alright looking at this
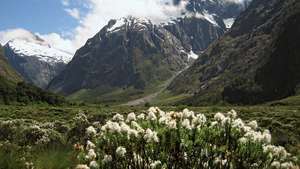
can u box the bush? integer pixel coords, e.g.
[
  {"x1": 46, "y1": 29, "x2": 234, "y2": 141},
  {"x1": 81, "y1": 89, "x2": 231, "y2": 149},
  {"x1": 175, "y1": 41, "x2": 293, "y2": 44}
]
[{"x1": 74, "y1": 107, "x2": 298, "y2": 169}]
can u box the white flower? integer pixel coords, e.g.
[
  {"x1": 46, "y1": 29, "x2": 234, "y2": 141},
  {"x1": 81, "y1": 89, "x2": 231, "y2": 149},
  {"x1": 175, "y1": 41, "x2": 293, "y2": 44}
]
[
  {"x1": 262, "y1": 129, "x2": 271, "y2": 143},
  {"x1": 147, "y1": 111, "x2": 157, "y2": 121},
  {"x1": 182, "y1": 119, "x2": 192, "y2": 130},
  {"x1": 75, "y1": 164, "x2": 90, "y2": 169},
  {"x1": 248, "y1": 120, "x2": 258, "y2": 130},
  {"x1": 137, "y1": 113, "x2": 145, "y2": 120},
  {"x1": 270, "y1": 161, "x2": 280, "y2": 169},
  {"x1": 228, "y1": 109, "x2": 237, "y2": 119},
  {"x1": 87, "y1": 149, "x2": 97, "y2": 160},
  {"x1": 101, "y1": 121, "x2": 121, "y2": 133},
  {"x1": 166, "y1": 120, "x2": 177, "y2": 129},
  {"x1": 148, "y1": 107, "x2": 158, "y2": 114},
  {"x1": 102, "y1": 154, "x2": 112, "y2": 163},
  {"x1": 238, "y1": 137, "x2": 248, "y2": 144},
  {"x1": 86, "y1": 140, "x2": 96, "y2": 150},
  {"x1": 211, "y1": 121, "x2": 218, "y2": 127},
  {"x1": 116, "y1": 146, "x2": 126, "y2": 157},
  {"x1": 112, "y1": 113, "x2": 124, "y2": 121},
  {"x1": 89, "y1": 161, "x2": 99, "y2": 169},
  {"x1": 126, "y1": 112, "x2": 136, "y2": 122},
  {"x1": 86, "y1": 126, "x2": 97, "y2": 137},
  {"x1": 281, "y1": 162, "x2": 294, "y2": 169},
  {"x1": 192, "y1": 114, "x2": 207, "y2": 128},
  {"x1": 183, "y1": 109, "x2": 194, "y2": 118},
  {"x1": 150, "y1": 160, "x2": 162, "y2": 169},
  {"x1": 221, "y1": 117, "x2": 231, "y2": 126},
  {"x1": 232, "y1": 118, "x2": 244, "y2": 129},
  {"x1": 159, "y1": 116, "x2": 167, "y2": 124},
  {"x1": 214, "y1": 112, "x2": 225, "y2": 122},
  {"x1": 144, "y1": 128, "x2": 159, "y2": 143}
]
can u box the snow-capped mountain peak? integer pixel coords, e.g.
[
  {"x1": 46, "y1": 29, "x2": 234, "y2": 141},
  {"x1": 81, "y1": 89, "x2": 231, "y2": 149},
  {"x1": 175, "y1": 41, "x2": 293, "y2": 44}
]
[{"x1": 6, "y1": 38, "x2": 72, "y2": 65}]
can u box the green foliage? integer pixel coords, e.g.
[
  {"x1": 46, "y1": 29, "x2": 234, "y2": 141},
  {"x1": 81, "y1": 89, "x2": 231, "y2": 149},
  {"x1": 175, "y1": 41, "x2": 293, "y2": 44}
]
[{"x1": 0, "y1": 77, "x2": 65, "y2": 105}]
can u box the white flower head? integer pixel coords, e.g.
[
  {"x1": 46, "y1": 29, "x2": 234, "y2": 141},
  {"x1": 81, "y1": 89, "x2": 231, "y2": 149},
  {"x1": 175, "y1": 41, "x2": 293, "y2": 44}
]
[
  {"x1": 147, "y1": 111, "x2": 157, "y2": 121},
  {"x1": 86, "y1": 140, "x2": 96, "y2": 150},
  {"x1": 116, "y1": 146, "x2": 126, "y2": 157},
  {"x1": 248, "y1": 120, "x2": 258, "y2": 130},
  {"x1": 214, "y1": 112, "x2": 225, "y2": 122},
  {"x1": 166, "y1": 119, "x2": 177, "y2": 129},
  {"x1": 192, "y1": 113, "x2": 207, "y2": 128},
  {"x1": 102, "y1": 154, "x2": 112, "y2": 163},
  {"x1": 232, "y1": 118, "x2": 244, "y2": 129},
  {"x1": 75, "y1": 164, "x2": 90, "y2": 169},
  {"x1": 112, "y1": 113, "x2": 124, "y2": 121},
  {"x1": 183, "y1": 109, "x2": 194, "y2": 118},
  {"x1": 137, "y1": 113, "x2": 145, "y2": 120},
  {"x1": 270, "y1": 161, "x2": 280, "y2": 169},
  {"x1": 126, "y1": 112, "x2": 136, "y2": 122},
  {"x1": 182, "y1": 119, "x2": 192, "y2": 130},
  {"x1": 89, "y1": 161, "x2": 99, "y2": 169},
  {"x1": 86, "y1": 126, "x2": 97, "y2": 137},
  {"x1": 87, "y1": 149, "x2": 97, "y2": 160},
  {"x1": 228, "y1": 109, "x2": 237, "y2": 119},
  {"x1": 144, "y1": 128, "x2": 159, "y2": 143}
]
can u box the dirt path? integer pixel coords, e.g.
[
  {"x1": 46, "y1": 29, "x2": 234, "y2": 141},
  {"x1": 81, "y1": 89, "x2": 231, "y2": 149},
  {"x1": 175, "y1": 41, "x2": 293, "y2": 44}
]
[{"x1": 123, "y1": 68, "x2": 187, "y2": 106}]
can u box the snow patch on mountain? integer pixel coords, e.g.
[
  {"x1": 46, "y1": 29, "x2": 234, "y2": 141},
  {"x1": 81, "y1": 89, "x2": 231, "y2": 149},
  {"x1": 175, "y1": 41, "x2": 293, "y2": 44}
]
[
  {"x1": 6, "y1": 39, "x2": 73, "y2": 65},
  {"x1": 223, "y1": 18, "x2": 235, "y2": 28}
]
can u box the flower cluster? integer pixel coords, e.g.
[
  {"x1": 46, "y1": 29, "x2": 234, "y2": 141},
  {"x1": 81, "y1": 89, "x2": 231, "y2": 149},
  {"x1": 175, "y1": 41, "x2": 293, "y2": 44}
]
[{"x1": 74, "y1": 107, "x2": 297, "y2": 169}]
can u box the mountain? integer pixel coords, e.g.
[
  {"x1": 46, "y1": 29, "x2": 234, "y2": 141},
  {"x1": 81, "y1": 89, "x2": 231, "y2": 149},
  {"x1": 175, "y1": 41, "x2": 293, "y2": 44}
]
[
  {"x1": 4, "y1": 33, "x2": 72, "y2": 89},
  {"x1": 48, "y1": 17, "x2": 191, "y2": 103},
  {"x1": 168, "y1": 0, "x2": 300, "y2": 105},
  {"x1": 48, "y1": 1, "x2": 249, "y2": 104},
  {"x1": 0, "y1": 45, "x2": 65, "y2": 105}
]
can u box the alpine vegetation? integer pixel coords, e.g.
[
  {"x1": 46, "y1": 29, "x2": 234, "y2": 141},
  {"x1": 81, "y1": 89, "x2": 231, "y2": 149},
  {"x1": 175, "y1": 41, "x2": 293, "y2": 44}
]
[{"x1": 74, "y1": 107, "x2": 297, "y2": 169}]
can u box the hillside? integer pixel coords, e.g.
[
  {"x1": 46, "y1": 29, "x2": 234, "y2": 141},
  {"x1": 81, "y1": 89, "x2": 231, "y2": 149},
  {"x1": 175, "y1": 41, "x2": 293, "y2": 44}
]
[{"x1": 168, "y1": 0, "x2": 300, "y2": 105}]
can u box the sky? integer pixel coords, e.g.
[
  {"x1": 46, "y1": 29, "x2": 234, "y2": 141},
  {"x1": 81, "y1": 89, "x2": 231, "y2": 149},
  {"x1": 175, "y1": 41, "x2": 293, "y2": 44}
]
[{"x1": 0, "y1": 0, "x2": 247, "y2": 54}]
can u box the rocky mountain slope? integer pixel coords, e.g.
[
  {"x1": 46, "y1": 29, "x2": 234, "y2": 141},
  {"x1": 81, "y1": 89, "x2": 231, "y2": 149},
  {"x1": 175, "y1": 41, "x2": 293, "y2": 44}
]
[
  {"x1": 168, "y1": 0, "x2": 300, "y2": 105},
  {"x1": 4, "y1": 34, "x2": 72, "y2": 89},
  {"x1": 48, "y1": 0, "x2": 250, "y2": 103},
  {"x1": 48, "y1": 17, "x2": 191, "y2": 102}
]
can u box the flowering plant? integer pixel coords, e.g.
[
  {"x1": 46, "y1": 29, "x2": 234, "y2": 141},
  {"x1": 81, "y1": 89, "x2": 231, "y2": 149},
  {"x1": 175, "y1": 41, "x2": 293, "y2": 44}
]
[{"x1": 75, "y1": 107, "x2": 297, "y2": 169}]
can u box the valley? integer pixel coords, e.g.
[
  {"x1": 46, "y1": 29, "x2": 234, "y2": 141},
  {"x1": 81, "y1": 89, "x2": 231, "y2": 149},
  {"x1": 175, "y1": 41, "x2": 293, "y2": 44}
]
[{"x1": 0, "y1": 0, "x2": 299, "y2": 168}]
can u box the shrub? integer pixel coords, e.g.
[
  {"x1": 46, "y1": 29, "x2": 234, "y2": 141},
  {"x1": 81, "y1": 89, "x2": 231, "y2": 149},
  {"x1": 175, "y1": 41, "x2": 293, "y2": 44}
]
[{"x1": 74, "y1": 107, "x2": 298, "y2": 169}]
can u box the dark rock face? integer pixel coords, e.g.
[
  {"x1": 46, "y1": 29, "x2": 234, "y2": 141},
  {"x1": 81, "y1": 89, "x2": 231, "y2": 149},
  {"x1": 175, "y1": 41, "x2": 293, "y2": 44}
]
[
  {"x1": 48, "y1": 18, "x2": 190, "y2": 95},
  {"x1": 164, "y1": 17, "x2": 225, "y2": 52},
  {"x1": 168, "y1": 0, "x2": 300, "y2": 105},
  {"x1": 4, "y1": 45, "x2": 67, "y2": 89}
]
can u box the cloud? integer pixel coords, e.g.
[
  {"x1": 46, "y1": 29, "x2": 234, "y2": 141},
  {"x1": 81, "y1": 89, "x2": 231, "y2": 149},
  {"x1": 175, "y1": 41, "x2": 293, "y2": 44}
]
[
  {"x1": 62, "y1": 0, "x2": 70, "y2": 6},
  {"x1": 0, "y1": 28, "x2": 37, "y2": 45},
  {"x1": 71, "y1": 0, "x2": 188, "y2": 49},
  {"x1": 65, "y1": 8, "x2": 81, "y2": 19},
  {"x1": 0, "y1": 28, "x2": 75, "y2": 54}
]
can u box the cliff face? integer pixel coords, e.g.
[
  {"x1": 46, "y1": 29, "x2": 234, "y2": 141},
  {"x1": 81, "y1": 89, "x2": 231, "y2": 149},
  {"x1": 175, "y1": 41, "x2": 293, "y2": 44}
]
[{"x1": 168, "y1": 0, "x2": 300, "y2": 105}]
